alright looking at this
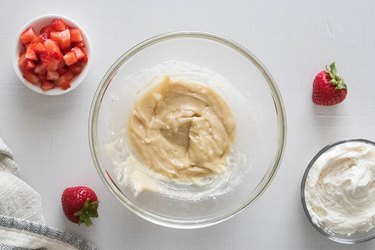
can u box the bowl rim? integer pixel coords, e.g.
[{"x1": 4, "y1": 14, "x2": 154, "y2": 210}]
[
  {"x1": 89, "y1": 31, "x2": 287, "y2": 228},
  {"x1": 13, "y1": 13, "x2": 92, "y2": 96},
  {"x1": 300, "y1": 138, "x2": 375, "y2": 244}
]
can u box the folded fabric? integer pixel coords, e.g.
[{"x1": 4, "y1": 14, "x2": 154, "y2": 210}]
[
  {"x1": 0, "y1": 138, "x2": 97, "y2": 250},
  {"x1": 0, "y1": 138, "x2": 44, "y2": 224}
]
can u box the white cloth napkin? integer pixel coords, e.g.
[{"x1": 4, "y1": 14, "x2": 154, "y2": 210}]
[
  {"x1": 0, "y1": 138, "x2": 96, "y2": 250},
  {"x1": 0, "y1": 138, "x2": 44, "y2": 224}
]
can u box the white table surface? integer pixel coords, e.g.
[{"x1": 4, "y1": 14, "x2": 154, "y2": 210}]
[{"x1": 1, "y1": 0, "x2": 375, "y2": 249}]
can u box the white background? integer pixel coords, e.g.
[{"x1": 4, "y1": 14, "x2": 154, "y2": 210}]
[{"x1": 1, "y1": 0, "x2": 375, "y2": 249}]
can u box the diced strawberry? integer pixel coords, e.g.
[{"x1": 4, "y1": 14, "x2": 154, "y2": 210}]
[
  {"x1": 20, "y1": 27, "x2": 36, "y2": 45},
  {"x1": 31, "y1": 36, "x2": 44, "y2": 44},
  {"x1": 39, "y1": 31, "x2": 50, "y2": 41},
  {"x1": 71, "y1": 41, "x2": 85, "y2": 48},
  {"x1": 59, "y1": 29, "x2": 71, "y2": 49},
  {"x1": 24, "y1": 60, "x2": 36, "y2": 71},
  {"x1": 22, "y1": 70, "x2": 39, "y2": 84},
  {"x1": 50, "y1": 19, "x2": 67, "y2": 31},
  {"x1": 80, "y1": 47, "x2": 88, "y2": 63},
  {"x1": 47, "y1": 71, "x2": 59, "y2": 81},
  {"x1": 71, "y1": 47, "x2": 85, "y2": 61},
  {"x1": 50, "y1": 31, "x2": 61, "y2": 44},
  {"x1": 43, "y1": 39, "x2": 63, "y2": 60},
  {"x1": 40, "y1": 25, "x2": 51, "y2": 34},
  {"x1": 29, "y1": 42, "x2": 46, "y2": 54},
  {"x1": 69, "y1": 62, "x2": 82, "y2": 75},
  {"x1": 34, "y1": 64, "x2": 47, "y2": 75},
  {"x1": 57, "y1": 65, "x2": 69, "y2": 76},
  {"x1": 57, "y1": 71, "x2": 74, "y2": 90},
  {"x1": 18, "y1": 54, "x2": 27, "y2": 70},
  {"x1": 19, "y1": 50, "x2": 25, "y2": 57},
  {"x1": 39, "y1": 74, "x2": 47, "y2": 82},
  {"x1": 40, "y1": 52, "x2": 60, "y2": 71},
  {"x1": 70, "y1": 29, "x2": 83, "y2": 42},
  {"x1": 63, "y1": 51, "x2": 77, "y2": 66},
  {"x1": 44, "y1": 39, "x2": 60, "y2": 51},
  {"x1": 50, "y1": 30, "x2": 70, "y2": 49},
  {"x1": 25, "y1": 47, "x2": 37, "y2": 60},
  {"x1": 41, "y1": 80, "x2": 55, "y2": 91},
  {"x1": 39, "y1": 25, "x2": 53, "y2": 40}
]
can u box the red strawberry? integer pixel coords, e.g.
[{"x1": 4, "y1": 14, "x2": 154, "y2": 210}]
[
  {"x1": 63, "y1": 51, "x2": 78, "y2": 65},
  {"x1": 47, "y1": 71, "x2": 59, "y2": 81},
  {"x1": 22, "y1": 70, "x2": 39, "y2": 84},
  {"x1": 20, "y1": 27, "x2": 36, "y2": 45},
  {"x1": 61, "y1": 186, "x2": 99, "y2": 226},
  {"x1": 71, "y1": 47, "x2": 85, "y2": 61},
  {"x1": 50, "y1": 19, "x2": 67, "y2": 31},
  {"x1": 40, "y1": 80, "x2": 55, "y2": 90},
  {"x1": 29, "y1": 42, "x2": 46, "y2": 54},
  {"x1": 59, "y1": 29, "x2": 71, "y2": 49},
  {"x1": 25, "y1": 47, "x2": 37, "y2": 60},
  {"x1": 69, "y1": 62, "x2": 83, "y2": 75},
  {"x1": 70, "y1": 28, "x2": 83, "y2": 42},
  {"x1": 57, "y1": 71, "x2": 74, "y2": 90},
  {"x1": 312, "y1": 62, "x2": 347, "y2": 106},
  {"x1": 24, "y1": 60, "x2": 36, "y2": 71}
]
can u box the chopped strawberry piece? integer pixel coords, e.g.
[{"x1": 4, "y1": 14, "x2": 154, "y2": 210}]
[
  {"x1": 59, "y1": 29, "x2": 71, "y2": 49},
  {"x1": 43, "y1": 39, "x2": 63, "y2": 60},
  {"x1": 40, "y1": 52, "x2": 60, "y2": 71},
  {"x1": 50, "y1": 31, "x2": 61, "y2": 43},
  {"x1": 69, "y1": 62, "x2": 82, "y2": 75},
  {"x1": 39, "y1": 25, "x2": 53, "y2": 41},
  {"x1": 57, "y1": 71, "x2": 74, "y2": 90},
  {"x1": 63, "y1": 51, "x2": 78, "y2": 66},
  {"x1": 40, "y1": 25, "x2": 51, "y2": 34},
  {"x1": 25, "y1": 47, "x2": 37, "y2": 60},
  {"x1": 20, "y1": 27, "x2": 36, "y2": 45},
  {"x1": 24, "y1": 60, "x2": 36, "y2": 71},
  {"x1": 80, "y1": 47, "x2": 88, "y2": 63},
  {"x1": 31, "y1": 36, "x2": 44, "y2": 44},
  {"x1": 34, "y1": 64, "x2": 47, "y2": 75},
  {"x1": 51, "y1": 30, "x2": 70, "y2": 49},
  {"x1": 44, "y1": 39, "x2": 59, "y2": 51},
  {"x1": 39, "y1": 32, "x2": 50, "y2": 41},
  {"x1": 71, "y1": 47, "x2": 85, "y2": 61},
  {"x1": 71, "y1": 41, "x2": 85, "y2": 48},
  {"x1": 70, "y1": 29, "x2": 83, "y2": 42},
  {"x1": 47, "y1": 71, "x2": 59, "y2": 81},
  {"x1": 29, "y1": 42, "x2": 46, "y2": 54},
  {"x1": 22, "y1": 70, "x2": 39, "y2": 84},
  {"x1": 41, "y1": 80, "x2": 55, "y2": 90},
  {"x1": 18, "y1": 54, "x2": 27, "y2": 69},
  {"x1": 50, "y1": 19, "x2": 67, "y2": 31},
  {"x1": 57, "y1": 65, "x2": 69, "y2": 76}
]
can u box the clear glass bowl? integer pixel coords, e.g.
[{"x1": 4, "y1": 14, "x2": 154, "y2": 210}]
[
  {"x1": 301, "y1": 139, "x2": 375, "y2": 244},
  {"x1": 89, "y1": 31, "x2": 286, "y2": 228}
]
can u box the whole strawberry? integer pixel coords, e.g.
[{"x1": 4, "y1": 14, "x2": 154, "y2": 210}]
[
  {"x1": 61, "y1": 186, "x2": 99, "y2": 226},
  {"x1": 312, "y1": 62, "x2": 347, "y2": 105}
]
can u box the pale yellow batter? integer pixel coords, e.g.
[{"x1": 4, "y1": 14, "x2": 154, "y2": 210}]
[{"x1": 128, "y1": 76, "x2": 236, "y2": 182}]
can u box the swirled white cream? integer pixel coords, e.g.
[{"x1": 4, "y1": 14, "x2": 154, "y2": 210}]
[{"x1": 305, "y1": 141, "x2": 375, "y2": 235}]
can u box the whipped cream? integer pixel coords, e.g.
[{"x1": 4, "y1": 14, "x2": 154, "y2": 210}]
[{"x1": 304, "y1": 141, "x2": 375, "y2": 235}]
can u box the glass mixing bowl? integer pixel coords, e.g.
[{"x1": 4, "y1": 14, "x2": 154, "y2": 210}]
[{"x1": 89, "y1": 31, "x2": 286, "y2": 228}]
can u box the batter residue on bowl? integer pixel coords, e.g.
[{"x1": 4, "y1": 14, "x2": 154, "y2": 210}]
[{"x1": 128, "y1": 76, "x2": 236, "y2": 183}]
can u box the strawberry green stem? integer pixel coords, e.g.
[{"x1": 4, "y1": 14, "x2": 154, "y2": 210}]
[
  {"x1": 326, "y1": 62, "x2": 347, "y2": 90},
  {"x1": 73, "y1": 198, "x2": 99, "y2": 227}
]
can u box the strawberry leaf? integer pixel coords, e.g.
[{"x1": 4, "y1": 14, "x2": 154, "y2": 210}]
[
  {"x1": 73, "y1": 198, "x2": 99, "y2": 227},
  {"x1": 326, "y1": 62, "x2": 347, "y2": 90}
]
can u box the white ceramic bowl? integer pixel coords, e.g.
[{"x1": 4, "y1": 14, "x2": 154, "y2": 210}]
[{"x1": 13, "y1": 14, "x2": 91, "y2": 95}]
